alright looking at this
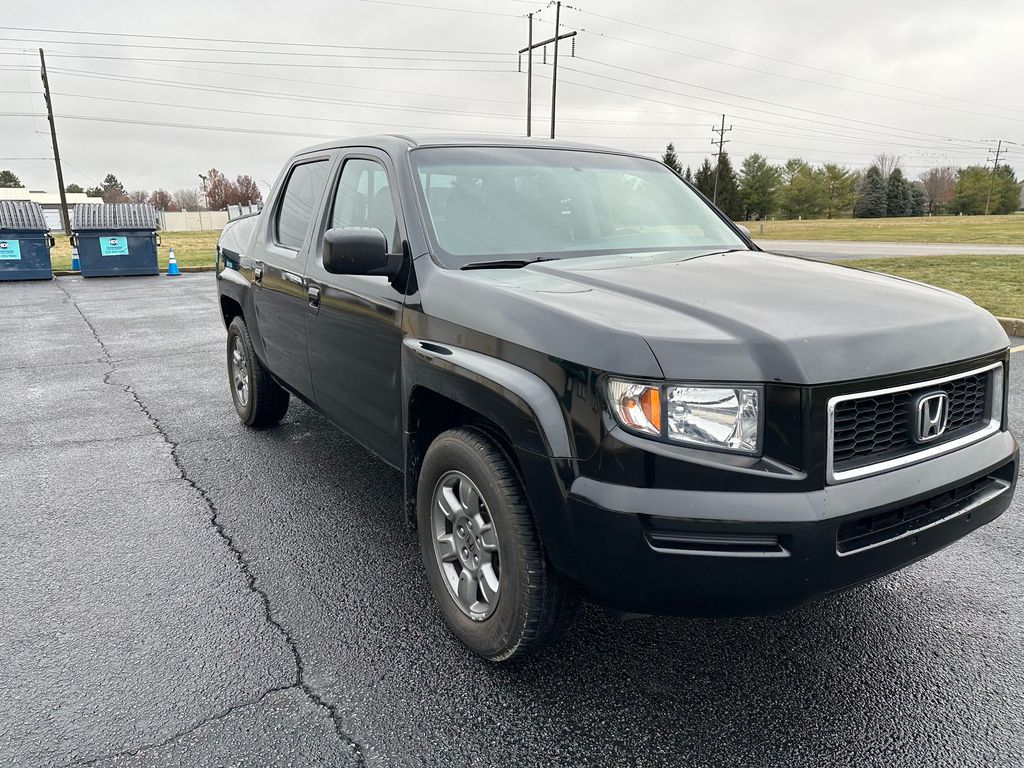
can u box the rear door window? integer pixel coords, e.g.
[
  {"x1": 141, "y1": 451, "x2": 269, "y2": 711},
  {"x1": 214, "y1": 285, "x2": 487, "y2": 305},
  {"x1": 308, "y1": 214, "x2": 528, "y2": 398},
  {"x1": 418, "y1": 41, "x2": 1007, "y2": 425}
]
[{"x1": 275, "y1": 160, "x2": 330, "y2": 250}]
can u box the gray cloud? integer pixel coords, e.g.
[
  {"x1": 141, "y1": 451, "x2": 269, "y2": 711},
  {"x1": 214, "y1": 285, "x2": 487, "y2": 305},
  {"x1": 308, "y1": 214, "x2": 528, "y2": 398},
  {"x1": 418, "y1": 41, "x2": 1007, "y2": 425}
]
[{"x1": 2, "y1": 0, "x2": 1021, "y2": 194}]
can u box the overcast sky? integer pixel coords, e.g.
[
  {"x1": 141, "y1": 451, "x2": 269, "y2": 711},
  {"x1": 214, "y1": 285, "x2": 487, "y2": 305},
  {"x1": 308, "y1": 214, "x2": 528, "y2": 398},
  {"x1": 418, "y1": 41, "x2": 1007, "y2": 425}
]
[{"x1": 2, "y1": 0, "x2": 1022, "y2": 195}]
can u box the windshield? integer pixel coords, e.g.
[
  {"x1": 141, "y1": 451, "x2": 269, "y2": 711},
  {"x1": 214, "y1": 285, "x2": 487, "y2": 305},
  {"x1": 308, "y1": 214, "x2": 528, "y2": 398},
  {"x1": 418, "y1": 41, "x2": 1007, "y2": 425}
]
[{"x1": 410, "y1": 146, "x2": 747, "y2": 268}]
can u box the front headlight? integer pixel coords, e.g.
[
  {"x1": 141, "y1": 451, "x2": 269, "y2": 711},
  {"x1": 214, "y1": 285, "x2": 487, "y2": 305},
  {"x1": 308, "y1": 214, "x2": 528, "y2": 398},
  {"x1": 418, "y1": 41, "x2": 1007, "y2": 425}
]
[
  {"x1": 607, "y1": 379, "x2": 760, "y2": 454},
  {"x1": 666, "y1": 386, "x2": 759, "y2": 453}
]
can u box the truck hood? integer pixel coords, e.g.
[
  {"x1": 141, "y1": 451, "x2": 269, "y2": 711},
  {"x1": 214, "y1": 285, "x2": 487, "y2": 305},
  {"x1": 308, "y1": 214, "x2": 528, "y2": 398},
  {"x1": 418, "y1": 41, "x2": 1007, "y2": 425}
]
[{"x1": 434, "y1": 249, "x2": 1008, "y2": 384}]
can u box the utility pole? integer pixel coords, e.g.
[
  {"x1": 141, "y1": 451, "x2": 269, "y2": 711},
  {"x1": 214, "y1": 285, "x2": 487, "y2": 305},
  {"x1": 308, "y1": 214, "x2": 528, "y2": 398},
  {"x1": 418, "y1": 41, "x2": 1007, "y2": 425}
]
[
  {"x1": 526, "y1": 13, "x2": 533, "y2": 136},
  {"x1": 984, "y1": 140, "x2": 1004, "y2": 216},
  {"x1": 711, "y1": 114, "x2": 733, "y2": 206},
  {"x1": 39, "y1": 49, "x2": 70, "y2": 235},
  {"x1": 518, "y1": 6, "x2": 576, "y2": 139},
  {"x1": 549, "y1": 1, "x2": 560, "y2": 139}
]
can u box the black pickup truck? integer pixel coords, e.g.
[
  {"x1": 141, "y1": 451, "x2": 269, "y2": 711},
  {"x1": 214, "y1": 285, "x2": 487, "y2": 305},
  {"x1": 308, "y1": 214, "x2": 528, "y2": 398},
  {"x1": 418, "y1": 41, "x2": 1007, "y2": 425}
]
[{"x1": 216, "y1": 135, "x2": 1017, "y2": 660}]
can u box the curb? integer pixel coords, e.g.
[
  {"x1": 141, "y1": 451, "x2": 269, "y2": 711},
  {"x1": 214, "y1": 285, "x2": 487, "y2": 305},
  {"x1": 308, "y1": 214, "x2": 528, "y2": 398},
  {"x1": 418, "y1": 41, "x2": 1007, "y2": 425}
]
[
  {"x1": 54, "y1": 266, "x2": 217, "y2": 277},
  {"x1": 998, "y1": 317, "x2": 1024, "y2": 337}
]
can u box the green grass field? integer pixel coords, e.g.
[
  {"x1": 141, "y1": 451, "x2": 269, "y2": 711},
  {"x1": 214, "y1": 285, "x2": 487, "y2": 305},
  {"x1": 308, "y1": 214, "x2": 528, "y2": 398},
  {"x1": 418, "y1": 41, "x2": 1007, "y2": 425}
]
[
  {"x1": 51, "y1": 231, "x2": 220, "y2": 271},
  {"x1": 743, "y1": 214, "x2": 1024, "y2": 244},
  {"x1": 846, "y1": 255, "x2": 1024, "y2": 319}
]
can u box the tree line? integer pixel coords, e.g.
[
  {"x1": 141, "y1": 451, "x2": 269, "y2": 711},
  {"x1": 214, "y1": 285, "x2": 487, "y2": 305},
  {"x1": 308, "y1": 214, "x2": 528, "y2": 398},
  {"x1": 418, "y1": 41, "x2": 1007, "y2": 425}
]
[
  {"x1": 0, "y1": 168, "x2": 262, "y2": 211},
  {"x1": 661, "y1": 143, "x2": 1022, "y2": 220}
]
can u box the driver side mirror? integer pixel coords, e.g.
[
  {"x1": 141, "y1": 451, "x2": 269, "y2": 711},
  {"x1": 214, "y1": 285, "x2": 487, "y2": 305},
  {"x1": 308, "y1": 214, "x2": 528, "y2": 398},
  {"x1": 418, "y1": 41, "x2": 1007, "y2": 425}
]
[{"x1": 323, "y1": 227, "x2": 397, "y2": 276}]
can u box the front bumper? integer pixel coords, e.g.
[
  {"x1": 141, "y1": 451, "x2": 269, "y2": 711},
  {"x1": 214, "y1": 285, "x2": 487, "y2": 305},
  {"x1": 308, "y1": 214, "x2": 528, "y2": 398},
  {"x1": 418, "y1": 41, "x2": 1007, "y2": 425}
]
[{"x1": 560, "y1": 430, "x2": 1018, "y2": 616}]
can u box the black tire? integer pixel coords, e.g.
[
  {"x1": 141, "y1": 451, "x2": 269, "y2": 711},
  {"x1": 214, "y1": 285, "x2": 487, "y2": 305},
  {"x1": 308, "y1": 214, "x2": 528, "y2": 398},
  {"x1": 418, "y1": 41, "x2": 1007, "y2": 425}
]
[
  {"x1": 417, "y1": 427, "x2": 578, "y2": 661},
  {"x1": 226, "y1": 316, "x2": 289, "y2": 428}
]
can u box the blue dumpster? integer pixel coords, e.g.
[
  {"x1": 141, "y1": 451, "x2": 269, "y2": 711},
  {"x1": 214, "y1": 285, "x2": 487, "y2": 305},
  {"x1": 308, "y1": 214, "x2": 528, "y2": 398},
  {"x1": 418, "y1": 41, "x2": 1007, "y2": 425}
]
[
  {"x1": 0, "y1": 201, "x2": 54, "y2": 281},
  {"x1": 72, "y1": 203, "x2": 160, "y2": 278}
]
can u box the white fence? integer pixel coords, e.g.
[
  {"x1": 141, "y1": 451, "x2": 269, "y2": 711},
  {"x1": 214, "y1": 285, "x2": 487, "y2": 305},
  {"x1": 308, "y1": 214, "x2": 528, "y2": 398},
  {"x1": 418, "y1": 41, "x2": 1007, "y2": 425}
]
[{"x1": 157, "y1": 210, "x2": 229, "y2": 232}]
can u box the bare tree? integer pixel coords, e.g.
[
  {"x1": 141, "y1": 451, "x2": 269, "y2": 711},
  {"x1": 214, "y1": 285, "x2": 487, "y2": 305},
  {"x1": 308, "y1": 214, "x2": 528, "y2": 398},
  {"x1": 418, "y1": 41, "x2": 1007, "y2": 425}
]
[
  {"x1": 174, "y1": 187, "x2": 201, "y2": 211},
  {"x1": 918, "y1": 166, "x2": 957, "y2": 215},
  {"x1": 874, "y1": 153, "x2": 902, "y2": 179},
  {"x1": 203, "y1": 168, "x2": 240, "y2": 211},
  {"x1": 235, "y1": 175, "x2": 263, "y2": 206},
  {"x1": 127, "y1": 189, "x2": 149, "y2": 204},
  {"x1": 149, "y1": 189, "x2": 178, "y2": 211}
]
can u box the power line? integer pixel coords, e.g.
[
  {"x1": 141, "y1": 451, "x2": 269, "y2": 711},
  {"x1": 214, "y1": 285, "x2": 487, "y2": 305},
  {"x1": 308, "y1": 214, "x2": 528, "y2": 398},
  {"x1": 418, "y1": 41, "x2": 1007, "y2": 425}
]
[
  {"x1": 356, "y1": 0, "x2": 521, "y2": 16},
  {"x1": 0, "y1": 33, "x2": 514, "y2": 58},
  {"x1": 49, "y1": 88, "x2": 713, "y2": 128},
  {"x1": 567, "y1": 57, "x2": 1023, "y2": 137},
  {"x1": 0, "y1": 51, "x2": 515, "y2": 68},
  {"x1": 532, "y1": 70, "x2": 1000, "y2": 149},
  {"x1": 79, "y1": 54, "x2": 711, "y2": 118},
  {"x1": 101, "y1": 51, "x2": 980, "y2": 149},
  {"x1": 578, "y1": 28, "x2": 1024, "y2": 120},
  {"x1": 45, "y1": 66, "x2": 523, "y2": 116},
  {"x1": 564, "y1": 5, "x2": 1019, "y2": 116},
  {"x1": 0, "y1": 111, "x2": 504, "y2": 141},
  {"x1": 48, "y1": 93, "x2": 523, "y2": 134}
]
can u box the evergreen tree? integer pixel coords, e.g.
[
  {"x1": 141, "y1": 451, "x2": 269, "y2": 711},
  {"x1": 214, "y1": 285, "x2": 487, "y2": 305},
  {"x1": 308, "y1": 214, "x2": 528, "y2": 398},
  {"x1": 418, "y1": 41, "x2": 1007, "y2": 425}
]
[
  {"x1": 0, "y1": 169, "x2": 22, "y2": 188},
  {"x1": 909, "y1": 185, "x2": 926, "y2": 216},
  {"x1": 854, "y1": 166, "x2": 887, "y2": 218},
  {"x1": 992, "y1": 165, "x2": 1021, "y2": 214},
  {"x1": 712, "y1": 152, "x2": 742, "y2": 218},
  {"x1": 101, "y1": 173, "x2": 128, "y2": 203},
  {"x1": 661, "y1": 143, "x2": 683, "y2": 174},
  {"x1": 65, "y1": 183, "x2": 84, "y2": 194},
  {"x1": 693, "y1": 158, "x2": 716, "y2": 200},
  {"x1": 683, "y1": 166, "x2": 693, "y2": 183},
  {"x1": 738, "y1": 153, "x2": 781, "y2": 219},
  {"x1": 886, "y1": 168, "x2": 908, "y2": 217}
]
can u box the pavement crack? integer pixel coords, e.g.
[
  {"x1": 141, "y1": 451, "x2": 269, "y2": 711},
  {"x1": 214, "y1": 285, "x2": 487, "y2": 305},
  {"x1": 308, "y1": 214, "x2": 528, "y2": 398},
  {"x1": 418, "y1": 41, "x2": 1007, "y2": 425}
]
[
  {"x1": 54, "y1": 281, "x2": 367, "y2": 767},
  {"x1": 62, "y1": 684, "x2": 298, "y2": 767}
]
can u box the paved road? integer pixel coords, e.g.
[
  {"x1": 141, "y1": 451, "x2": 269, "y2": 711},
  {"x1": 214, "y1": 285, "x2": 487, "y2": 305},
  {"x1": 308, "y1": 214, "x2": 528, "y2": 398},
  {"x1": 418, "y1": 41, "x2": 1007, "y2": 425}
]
[
  {"x1": 2, "y1": 274, "x2": 1022, "y2": 767},
  {"x1": 755, "y1": 239, "x2": 1024, "y2": 261}
]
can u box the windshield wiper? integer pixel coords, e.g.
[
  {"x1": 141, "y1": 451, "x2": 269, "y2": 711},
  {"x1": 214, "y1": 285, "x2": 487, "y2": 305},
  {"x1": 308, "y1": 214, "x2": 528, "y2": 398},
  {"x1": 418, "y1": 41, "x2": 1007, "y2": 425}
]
[{"x1": 461, "y1": 257, "x2": 560, "y2": 270}]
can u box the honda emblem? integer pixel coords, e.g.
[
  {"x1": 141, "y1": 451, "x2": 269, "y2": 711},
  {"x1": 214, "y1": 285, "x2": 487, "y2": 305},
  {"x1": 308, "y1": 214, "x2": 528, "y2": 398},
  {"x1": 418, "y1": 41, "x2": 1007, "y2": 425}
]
[{"x1": 914, "y1": 392, "x2": 949, "y2": 443}]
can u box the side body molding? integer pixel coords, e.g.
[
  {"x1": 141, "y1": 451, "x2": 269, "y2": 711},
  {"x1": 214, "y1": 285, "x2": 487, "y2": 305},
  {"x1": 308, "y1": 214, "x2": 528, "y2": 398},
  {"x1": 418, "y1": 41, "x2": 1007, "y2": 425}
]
[{"x1": 401, "y1": 338, "x2": 575, "y2": 459}]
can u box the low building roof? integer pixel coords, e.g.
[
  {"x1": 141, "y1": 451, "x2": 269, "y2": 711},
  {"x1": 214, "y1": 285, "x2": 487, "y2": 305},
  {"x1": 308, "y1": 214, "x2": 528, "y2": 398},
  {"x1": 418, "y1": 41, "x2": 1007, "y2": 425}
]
[{"x1": 0, "y1": 188, "x2": 100, "y2": 206}]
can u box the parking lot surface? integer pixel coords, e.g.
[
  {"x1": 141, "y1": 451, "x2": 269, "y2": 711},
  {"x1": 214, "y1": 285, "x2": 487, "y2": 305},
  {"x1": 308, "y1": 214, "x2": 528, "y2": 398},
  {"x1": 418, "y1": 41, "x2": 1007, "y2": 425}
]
[{"x1": 1, "y1": 274, "x2": 1022, "y2": 768}]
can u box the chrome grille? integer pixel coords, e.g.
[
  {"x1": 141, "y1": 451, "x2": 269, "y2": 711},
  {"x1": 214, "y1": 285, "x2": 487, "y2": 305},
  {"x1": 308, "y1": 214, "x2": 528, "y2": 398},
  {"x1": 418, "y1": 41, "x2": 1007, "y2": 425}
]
[{"x1": 827, "y1": 363, "x2": 1000, "y2": 483}]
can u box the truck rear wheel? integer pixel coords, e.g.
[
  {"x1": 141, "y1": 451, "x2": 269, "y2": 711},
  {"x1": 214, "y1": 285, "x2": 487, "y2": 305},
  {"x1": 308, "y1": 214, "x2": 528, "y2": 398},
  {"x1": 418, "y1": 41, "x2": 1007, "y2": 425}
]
[
  {"x1": 226, "y1": 317, "x2": 289, "y2": 428},
  {"x1": 417, "y1": 427, "x2": 578, "y2": 661}
]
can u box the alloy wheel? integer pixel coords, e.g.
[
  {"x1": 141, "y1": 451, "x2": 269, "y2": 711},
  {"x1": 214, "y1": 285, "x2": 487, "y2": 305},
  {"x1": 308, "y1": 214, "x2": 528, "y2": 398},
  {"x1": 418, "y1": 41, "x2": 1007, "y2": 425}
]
[{"x1": 430, "y1": 470, "x2": 501, "y2": 620}]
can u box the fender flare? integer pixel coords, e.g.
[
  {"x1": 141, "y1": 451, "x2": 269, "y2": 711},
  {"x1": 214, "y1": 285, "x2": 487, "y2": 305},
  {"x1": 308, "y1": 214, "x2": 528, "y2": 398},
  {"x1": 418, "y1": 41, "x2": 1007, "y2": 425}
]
[
  {"x1": 402, "y1": 338, "x2": 574, "y2": 459},
  {"x1": 217, "y1": 269, "x2": 268, "y2": 363}
]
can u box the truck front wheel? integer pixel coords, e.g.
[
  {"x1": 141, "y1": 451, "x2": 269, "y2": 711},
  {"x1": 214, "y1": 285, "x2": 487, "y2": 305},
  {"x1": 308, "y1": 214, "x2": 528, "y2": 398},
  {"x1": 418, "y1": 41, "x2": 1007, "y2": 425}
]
[
  {"x1": 417, "y1": 427, "x2": 578, "y2": 660},
  {"x1": 226, "y1": 317, "x2": 289, "y2": 428}
]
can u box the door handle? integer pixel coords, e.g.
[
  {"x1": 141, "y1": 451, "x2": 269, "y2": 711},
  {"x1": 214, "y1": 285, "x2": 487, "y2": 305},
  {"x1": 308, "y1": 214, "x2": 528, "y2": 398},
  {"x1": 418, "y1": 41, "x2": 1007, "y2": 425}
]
[{"x1": 307, "y1": 283, "x2": 321, "y2": 310}]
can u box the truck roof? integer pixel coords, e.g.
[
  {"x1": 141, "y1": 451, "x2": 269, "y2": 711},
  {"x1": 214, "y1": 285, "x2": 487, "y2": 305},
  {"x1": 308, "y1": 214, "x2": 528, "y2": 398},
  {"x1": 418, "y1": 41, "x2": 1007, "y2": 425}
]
[{"x1": 294, "y1": 133, "x2": 641, "y2": 159}]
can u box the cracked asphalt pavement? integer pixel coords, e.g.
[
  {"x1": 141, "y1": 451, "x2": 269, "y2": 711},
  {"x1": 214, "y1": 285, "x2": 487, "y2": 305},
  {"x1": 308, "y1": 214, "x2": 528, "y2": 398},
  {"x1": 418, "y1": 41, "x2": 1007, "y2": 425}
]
[{"x1": 1, "y1": 274, "x2": 1022, "y2": 767}]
